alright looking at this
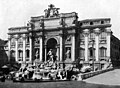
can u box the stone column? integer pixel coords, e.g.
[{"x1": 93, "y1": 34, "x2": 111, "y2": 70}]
[
  {"x1": 106, "y1": 28, "x2": 111, "y2": 59},
  {"x1": 22, "y1": 34, "x2": 26, "y2": 62},
  {"x1": 71, "y1": 34, "x2": 75, "y2": 61},
  {"x1": 83, "y1": 29, "x2": 89, "y2": 61},
  {"x1": 56, "y1": 47, "x2": 59, "y2": 61},
  {"x1": 29, "y1": 33, "x2": 32, "y2": 62},
  {"x1": 45, "y1": 45, "x2": 47, "y2": 62},
  {"x1": 8, "y1": 35, "x2": 11, "y2": 61},
  {"x1": 39, "y1": 36, "x2": 43, "y2": 62},
  {"x1": 15, "y1": 34, "x2": 19, "y2": 62},
  {"x1": 59, "y1": 35, "x2": 63, "y2": 61},
  {"x1": 94, "y1": 28, "x2": 100, "y2": 61}
]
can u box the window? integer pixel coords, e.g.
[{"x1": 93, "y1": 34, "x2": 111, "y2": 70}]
[
  {"x1": 80, "y1": 33, "x2": 84, "y2": 40},
  {"x1": 26, "y1": 37, "x2": 29, "y2": 43},
  {"x1": 11, "y1": 38, "x2": 15, "y2": 45},
  {"x1": 18, "y1": 50, "x2": 23, "y2": 58},
  {"x1": 90, "y1": 22, "x2": 93, "y2": 25},
  {"x1": 101, "y1": 64, "x2": 104, "y2": 69},
  {"x1": 101, "y1": 21, "x2": 104, "y2": 24},
  {"x1": 18, "y1": 37, "x2": 23, "y2": 43},
  {"x1": 89, "y1": 33, "x2": 95, "y2": 40},
  {"x1": 11, "y1": 50, "x2": 15, "y2": 57},
  {"x1": 79, "y1": 23, "x2": 83, "y2": 26},
  {"x1": 79, "y1": 48, "x2": 85, "y2": 57},
  {"x1": 99, "y1": 47, "x2": 106, "y2": 57},
  {"x1": 89, "y1": 47, "x2": 95, "y2": 57},
  {"x1": 26, "y1": 50, "x2": 30, "y2": 58},
  {"x1": 100, "y1": 32, "x2": 106, "y2": 39}
]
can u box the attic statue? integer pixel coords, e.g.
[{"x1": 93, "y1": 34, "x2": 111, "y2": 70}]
[{"x1": 44, "y1": 4, "x2": 60, "y2": 18}]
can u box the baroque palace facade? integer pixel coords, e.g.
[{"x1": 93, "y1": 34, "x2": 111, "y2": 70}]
[{"x1": 8, "y1": 4, "x2": 120, "y2": 70}]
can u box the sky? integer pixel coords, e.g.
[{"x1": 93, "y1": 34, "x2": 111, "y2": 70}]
[{"x1": 0, "y1": 0, "x2": 120, "y2": 40}]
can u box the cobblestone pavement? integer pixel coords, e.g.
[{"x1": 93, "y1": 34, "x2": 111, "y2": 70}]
[{"x1": 85, "y1": 69, "x2": 120, "y2": 85}]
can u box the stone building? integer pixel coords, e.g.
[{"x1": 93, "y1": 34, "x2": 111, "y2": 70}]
[{"x1": 8, "y1": 4, "x2": 120, "y2": 70}]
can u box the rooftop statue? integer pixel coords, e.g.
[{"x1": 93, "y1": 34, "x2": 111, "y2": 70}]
[{"x1": 44, "y1": 4, "x2": 60, "y2": 18}]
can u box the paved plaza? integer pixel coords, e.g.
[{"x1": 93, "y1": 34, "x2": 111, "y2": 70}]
[
  {"x1": 0, "y1": 80, "x2": 120, "y2": 88},
  {"x1": 85, "y1": 69, "x2": 120, "y2": 85}
]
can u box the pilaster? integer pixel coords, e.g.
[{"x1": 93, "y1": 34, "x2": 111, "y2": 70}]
[
  {"x1": 59, "y1": 35, "x2": 63, "y2": 61},
  {"x1": 71, "y1": 33, "x2": 75, "y2": 61},
  {"x1": 45, "y1": 45, "x2": 47, "y2": 62},
  {"x1": 94, "y1": 28, "x2": 100, "y2": 61},
  {"x1": 83, "y1": 29, "x2": 89, "y2": 61},
  {"x1": 8, "y1": 35, "x2": 11, "y2": 61},
  {"x1": 15, "y1": 34, "x2": 19, "y2": 62},
  {"x1": 29, "y1": 33, "x2": 32, "y2": 62},
  {"x1": 39, "y1": 36, "x2": 43, "y2": 62},
  {"x1": 56, "y1": 46, "x2": 59, "y2": 61},
  {"x1": 106, "y1": 28, "x2": 111, "y2": 58},
  {"x1": 22, "y1": 34, "x2": 26, "y2": 62}
]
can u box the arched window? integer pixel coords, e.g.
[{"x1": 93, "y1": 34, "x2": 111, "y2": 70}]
[{"x1": 99, "y1": 47, "x2": 106, "y2": 57}]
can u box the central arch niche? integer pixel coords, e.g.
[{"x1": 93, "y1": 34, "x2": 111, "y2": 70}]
[
  {"x1": 47, "y1": 38, "x2": 57, "y2": 49},
  {"x1": 46, "y1": 38, "x2": 57, "y2": 60}
]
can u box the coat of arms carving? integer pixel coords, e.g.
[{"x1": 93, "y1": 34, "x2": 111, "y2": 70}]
[{"x1": 44, "y1": 4, "x2": 60, "y2": 18}]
